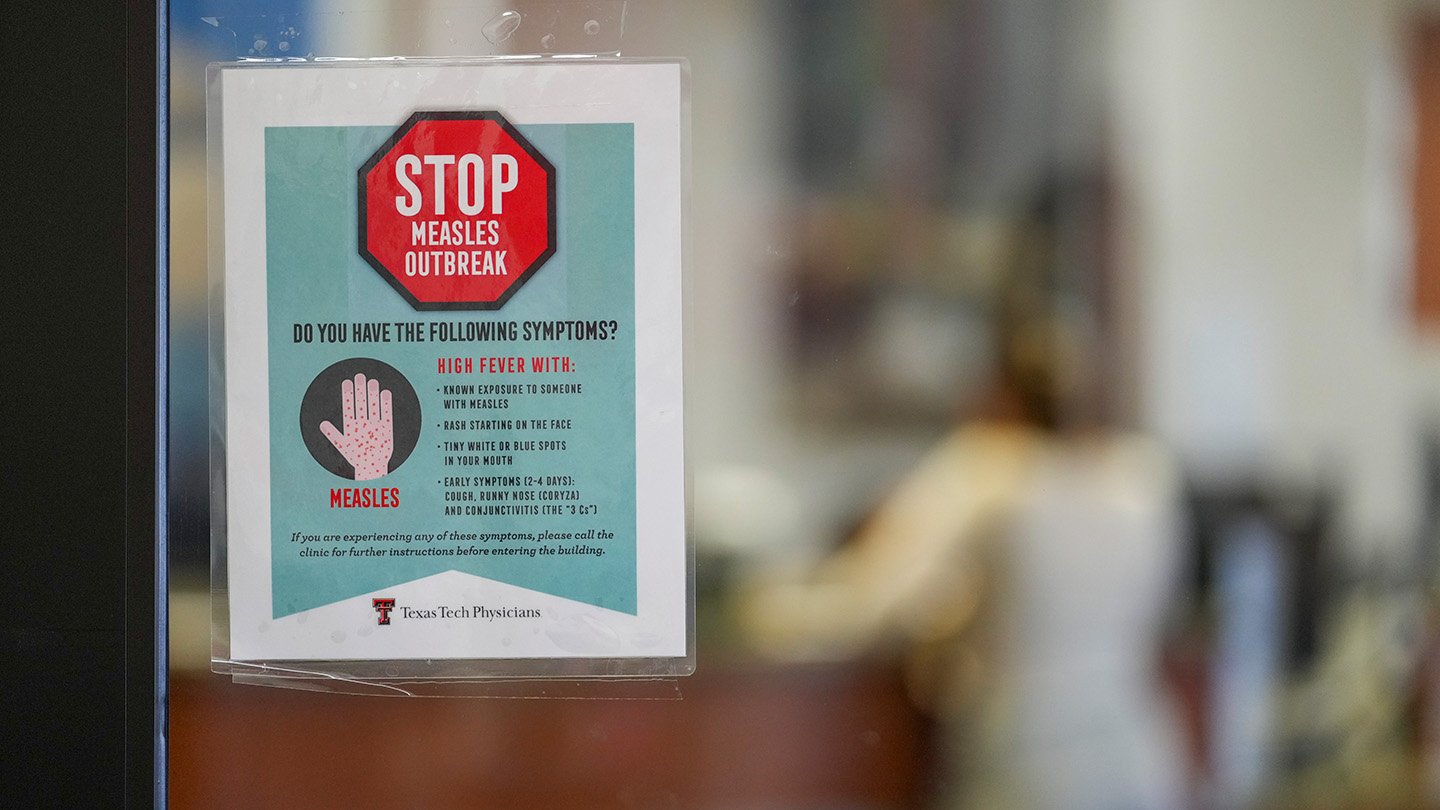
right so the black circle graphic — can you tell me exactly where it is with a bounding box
[299,358,421,479]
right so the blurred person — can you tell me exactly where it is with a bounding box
[741,184,1189,810]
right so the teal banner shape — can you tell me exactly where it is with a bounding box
[263,123,637,617]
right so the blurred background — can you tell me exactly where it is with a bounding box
[168,1,1440,807]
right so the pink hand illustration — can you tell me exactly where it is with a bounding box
[319,372,394,480]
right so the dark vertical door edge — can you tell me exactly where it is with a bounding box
[126,0,166,805]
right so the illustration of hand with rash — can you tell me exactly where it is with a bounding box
[319,373,394,480]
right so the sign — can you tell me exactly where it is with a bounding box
[359,112,556,310]
[215,62,688,673]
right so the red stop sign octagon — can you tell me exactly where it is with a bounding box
[358,111,556,310]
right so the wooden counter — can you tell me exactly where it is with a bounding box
[169,660,931,809]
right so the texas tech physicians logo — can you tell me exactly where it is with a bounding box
[372,597,397,625]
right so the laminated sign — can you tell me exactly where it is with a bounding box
[212,62,689,674]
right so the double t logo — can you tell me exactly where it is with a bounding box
[372,597,397,625]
